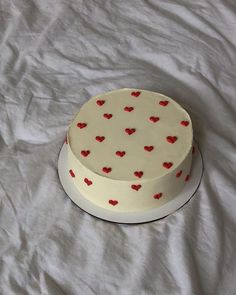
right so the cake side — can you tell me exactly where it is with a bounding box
[67,139,192,212]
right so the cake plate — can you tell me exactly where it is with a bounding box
[58,141,203,224]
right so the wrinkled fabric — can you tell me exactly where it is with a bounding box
[0,1,236,294]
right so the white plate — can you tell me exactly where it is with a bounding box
[58,141,203,224]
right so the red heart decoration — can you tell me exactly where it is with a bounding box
[166,136,178,144]
[192,146,195,154]
[159,100,169,106]
[149,116,160,123]
[109,199,118,206]
[102,167,112,174]
[77,122,87,129]
[81,150,90,157]
[124,106,134,112]
[131,184,142,191]
[96,100,105,106]
[125,128,136,135]
[65,137,68,144]
[84,178,93,186]
[96,136,105,142]
[116,151,126,157]
[176,170,182,178]
[185,175,190,182]
[131,91,141,97]
[144,146,154,152]
[163,162,173,169]
[153,193,163,199]
[134,171,143,178]
[180,120,189,126]
[103,113,113,119]
[69,169,75,178]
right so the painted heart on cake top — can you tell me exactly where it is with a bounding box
[163,162,173,169]
[116,151,126,157]
[159,100,169,106]
[102,167,112,174]
[103,113,113,119]
[81,150,90,157]
[95,136,105,142]
[144,146,154,152]
[180,120,189,126]
[134,171,143,178]
[77,122,87,129]
[131,91,141,97]
[124,106,134,112]
[166,136,178,144]
[149,116,160,123]
[125,128,136,135]
[96,99,105,106]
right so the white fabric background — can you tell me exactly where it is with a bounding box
[0,1,236,294]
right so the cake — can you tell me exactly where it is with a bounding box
[66,88,193,212]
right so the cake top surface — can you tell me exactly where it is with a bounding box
[68,88,193,181]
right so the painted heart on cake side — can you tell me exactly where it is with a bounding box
[108,199,119,206]
[84,178,93,186]
[144,145,154,152]
[131,184,142,191]
[95,136,105,142]
[185,175,190,182]
[131,91,141,97]
[163,162,173,169]
[96,99,105,106]
[176,170,182,178]
[166,136,178,144]
[77,122,87,129]
[69,169,75,178]
[125,128,136,135]
[153,193,163,199]
[149,116,160,123]
[116,151,126,157]
[103,113,113,119]
[134,171,143,178]
[159,100,169,106]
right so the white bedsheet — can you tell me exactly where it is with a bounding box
[1,1,236,294]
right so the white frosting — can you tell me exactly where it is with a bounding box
[67,88,193,212]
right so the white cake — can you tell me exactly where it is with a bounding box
[66,88,193,212]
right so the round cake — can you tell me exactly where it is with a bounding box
[67,88,193,212]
